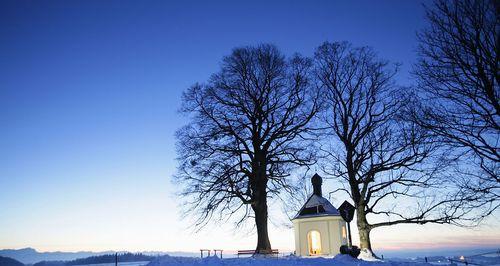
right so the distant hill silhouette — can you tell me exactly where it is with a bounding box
[32,261,65,266]
[0,248,197,264]
[0,248,112,264]
[0,256,24,266]
[67,253,153,265]
[32,253,153,266]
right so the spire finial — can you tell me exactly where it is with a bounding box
[311,173,323,196]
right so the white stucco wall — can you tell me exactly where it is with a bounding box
[292,216,347,256]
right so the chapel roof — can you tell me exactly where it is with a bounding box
[292,174,341,219]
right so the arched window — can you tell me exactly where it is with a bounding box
[307,230,322,255]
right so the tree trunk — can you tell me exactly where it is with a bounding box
[253,196,272,253]
[356,207,373,252]
[250,150,272,254]
[358,225,372,251]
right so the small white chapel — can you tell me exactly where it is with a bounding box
[292,173,348,256]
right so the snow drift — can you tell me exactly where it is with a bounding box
[147,254,432,266]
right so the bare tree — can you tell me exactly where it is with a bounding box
[315,42,470,255]
[175,44,319,253]
[413,0,499,217]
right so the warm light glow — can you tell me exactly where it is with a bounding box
[307,230,322,255]
[460,255,465,260]
[342,226,347,239]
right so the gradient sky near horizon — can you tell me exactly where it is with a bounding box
[1,0,499,254]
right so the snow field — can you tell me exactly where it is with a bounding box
[146,254,432,266]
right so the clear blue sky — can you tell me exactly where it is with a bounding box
[1,0,499,253]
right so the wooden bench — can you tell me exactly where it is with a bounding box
[200,249,223,258]
[213,249,223,259]
[237,249,279,257]
[200,249,211,258]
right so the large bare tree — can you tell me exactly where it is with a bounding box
[413,0,499,217]
[176,44,319,253]
[315,42,469,255]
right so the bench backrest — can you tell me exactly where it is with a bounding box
[237,249,278,254]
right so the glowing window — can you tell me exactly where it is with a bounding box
[307,230,322,255]
[342,226,347,239]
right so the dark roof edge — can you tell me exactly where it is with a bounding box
[291,212,342,220]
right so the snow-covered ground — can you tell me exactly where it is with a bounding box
[146,254,433,266]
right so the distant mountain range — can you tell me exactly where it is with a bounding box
[0,256,25,266]
[0,248,114,264]
[0,248,197,264]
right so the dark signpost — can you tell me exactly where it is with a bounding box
[338,200,355,248]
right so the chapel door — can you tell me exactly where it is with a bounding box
[307,230,322,255]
